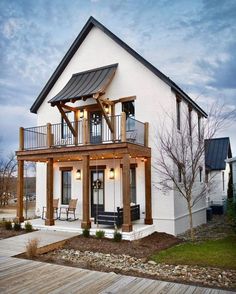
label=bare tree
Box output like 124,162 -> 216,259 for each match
0,153 -> 17,206
154,102 -> 236,241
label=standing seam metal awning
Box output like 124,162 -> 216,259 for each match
48,63 -> 118,105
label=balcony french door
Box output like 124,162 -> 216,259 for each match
90,111 -> 102,144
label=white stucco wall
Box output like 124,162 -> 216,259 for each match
35,25 -> 206,235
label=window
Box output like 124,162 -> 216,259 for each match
199,166 -> 203,182
188,107 -> 192,136
61,170 -> 71,204
205,170 -> 209,183
198,115 -> 201,141
222,171 -> 225,191
178,165 -> 182,183
130,167 -> 136,203
122,100 -> 135,131
61,111 -> 73,139
176,98 -> 181,130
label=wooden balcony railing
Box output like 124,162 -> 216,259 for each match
19,113 -> 149,151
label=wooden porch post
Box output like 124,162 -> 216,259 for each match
16,160 -> 24,223
121,112 -> 126,142
19,127 -> 24,151
81,154 -> 91,229
122,153 -> 132,232
145,157 -> 153,224
74,111 -> 78,146
45,158 -> 54,226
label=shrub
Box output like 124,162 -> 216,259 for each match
96,230 -> 105,239
4,220 -> 12,230
25,221 -> 33,232
113,230 -> 122,242
227,199 -> 236,233
14,222 -> 21,231
82,228 -> 90,238
26,238 -> 39,258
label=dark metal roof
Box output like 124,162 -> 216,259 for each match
205,137 -> 232,170
48,64 -> 118,105
30,16 -> 207,117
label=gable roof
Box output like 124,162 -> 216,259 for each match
49,64 -> 118,105
205,137 -> 232,170
30,16 -> 207,117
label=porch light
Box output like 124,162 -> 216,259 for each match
76,169 -> 81,180
105,105 -> 109,114
80,110 -> 84,119
109,168 -> 115,179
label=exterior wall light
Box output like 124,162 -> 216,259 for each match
80,110 -> 84,119
109,168 -> 115,179
105,105 -> 109,114
76,169 -> 81,180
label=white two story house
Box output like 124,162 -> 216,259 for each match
16,16 -> 207,238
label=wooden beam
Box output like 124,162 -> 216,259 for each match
145,157 -> 153,225
121,112 -> 126,142
60,103 -> 77,112
45,158 -> 54,226
74,111 -> 78,146
122,153 -> 132,232
144,122 -> 149,147
57,104 -> 77,137
81,155 -> 91,229
112,95 -> 136,104
16,160 -> 24,223
19,127 -> 24,151
96,97 -> 114,133
47,123 -> 52,148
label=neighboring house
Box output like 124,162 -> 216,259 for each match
226,156 -> 236,203
16,16 -> 207,237
205,137 -> 232,210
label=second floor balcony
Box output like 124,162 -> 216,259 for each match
19,113 -> 149,151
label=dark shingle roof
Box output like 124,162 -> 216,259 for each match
49,64 -> 118,105
205,137 -> 232,170
30,16 -> 207,117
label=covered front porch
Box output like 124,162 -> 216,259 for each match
16,142 -> 153,233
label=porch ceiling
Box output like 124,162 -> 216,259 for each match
16,142 -> 151,162
48,64 -> 118,106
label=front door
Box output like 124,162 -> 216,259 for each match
90,111 -> 102,144
91,170 -> 104,218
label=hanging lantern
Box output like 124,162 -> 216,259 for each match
79,110 -> 84,119
109,168 -> 115,179
76,169 -> 81,180
105,104 -> 109,114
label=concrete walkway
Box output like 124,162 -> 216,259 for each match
0,231 -> 234,293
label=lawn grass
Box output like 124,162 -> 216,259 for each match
151,236 -> 236,270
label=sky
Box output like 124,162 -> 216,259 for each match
0,0 -> 236,156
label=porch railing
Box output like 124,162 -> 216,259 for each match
19,113 -> 148,151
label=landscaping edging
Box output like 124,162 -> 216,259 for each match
42,248 -> 236,290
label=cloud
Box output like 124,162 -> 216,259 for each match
1,18 -> 23,39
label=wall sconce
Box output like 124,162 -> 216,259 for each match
79,110 -> 84,119
109,168 -> 115,179
104,105 -> 109,114
76,169 -> 81,180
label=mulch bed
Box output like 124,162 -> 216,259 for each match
0,227 -> 28,240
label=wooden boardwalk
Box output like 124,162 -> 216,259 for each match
0,231 -> 234,293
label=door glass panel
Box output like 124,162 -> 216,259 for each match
90,111 -> 102,144
91,170 -> 104,217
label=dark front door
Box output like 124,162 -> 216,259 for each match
91,170 -> 104,218
90,111 -> 102,144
